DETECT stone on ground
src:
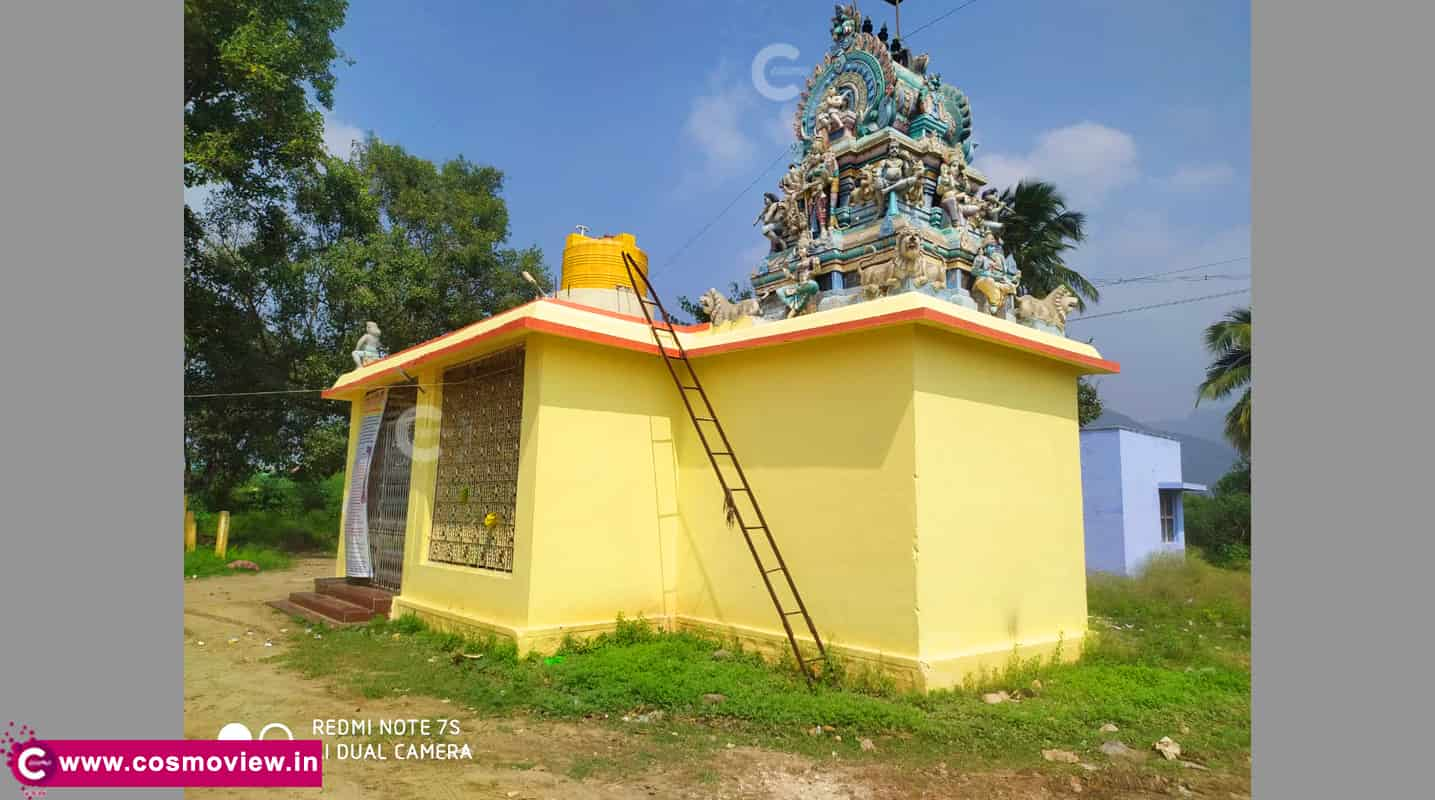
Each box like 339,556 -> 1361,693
1154,736 -> 1182,760
1099,740 -> 1147,762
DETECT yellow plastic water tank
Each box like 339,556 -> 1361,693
561,231 -> 648,291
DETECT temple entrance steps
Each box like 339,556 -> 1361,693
266,577 -> 393,627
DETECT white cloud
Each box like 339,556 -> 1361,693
322,113 -> 365,159
766,102 -> 797,148
683,83 -> 760,179
977,122 -> 1139,209
1088,210 -> 1250,277
1167,162 -> 1237,190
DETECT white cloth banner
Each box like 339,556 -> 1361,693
344,388 -> 388,578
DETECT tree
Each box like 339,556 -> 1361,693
1196,306 -> 1252,457
307,139 -> 552,349
185,138 -> 552,503
998,181 -> 1099,308
183,0 -> 352,500
1185,459 -> 1252,568
183,0 -> 554,505
1077,378 -> 1103,427
185,0 -> 350,202
1215,456 -> 1251,496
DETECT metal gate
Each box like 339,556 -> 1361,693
365,385 -> 418,592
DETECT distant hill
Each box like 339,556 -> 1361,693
1083,410 -> 1238,488
1151,407 -> 1232,444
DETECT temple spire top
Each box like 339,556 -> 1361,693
882,0 -> 906,41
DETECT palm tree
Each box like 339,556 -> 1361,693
1197,306 -> 1252,457
998,181 -> 1099,308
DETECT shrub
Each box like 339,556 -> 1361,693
233,473 -> 303,512
188,471 -> 345,554
298,472 -> 346,511
1185,492 -> 1251,567
228,508 -> 339,552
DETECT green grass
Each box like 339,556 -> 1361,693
275,555 -> 1249,771
184,546 -> 293,578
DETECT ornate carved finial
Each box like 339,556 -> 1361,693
831,4 -> 862,42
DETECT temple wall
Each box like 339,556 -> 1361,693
671,326 -> 922,672
521,337 -> 679,641
912,326 -> 1088,685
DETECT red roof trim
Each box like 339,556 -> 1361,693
682,307 -> 1121,373
323,299 -> 1118,399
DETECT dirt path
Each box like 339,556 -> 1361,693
183,560 -> 1229,799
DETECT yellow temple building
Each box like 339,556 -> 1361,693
309,229 -> 1116,692
296,4 -> 1120,691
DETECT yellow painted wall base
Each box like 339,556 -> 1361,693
391,596 -> 673,656
917,632 -> 1083,692
675,617 -> 1084,693
389,596 -> 1083,693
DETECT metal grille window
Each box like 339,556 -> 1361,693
428,348 -> 525,572
1159,489 -> 1178,543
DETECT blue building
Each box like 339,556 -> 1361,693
1079,426 -> 1207,576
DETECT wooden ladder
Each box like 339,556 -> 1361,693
621,252 -> 829,684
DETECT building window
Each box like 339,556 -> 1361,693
428,347 -> 525,572
1159,489 -> 1178,543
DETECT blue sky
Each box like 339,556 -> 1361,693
314,0 -> 1250,423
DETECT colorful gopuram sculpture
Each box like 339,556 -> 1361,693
704,3 -> 1078,335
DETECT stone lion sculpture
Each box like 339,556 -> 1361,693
700,288 -> 760,327
849,163 -> 881,206
859,257 -> 900,299
1014,285 -> 1080,332
897,229 -> 947,291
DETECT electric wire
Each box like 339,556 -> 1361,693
905,0 -> 983,41
1066,287 -> 1250,324
1089,257 -> 1250,287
